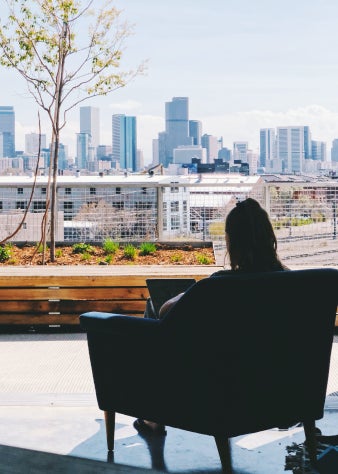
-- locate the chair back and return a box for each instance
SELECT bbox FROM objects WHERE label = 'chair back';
[159,268,338,436]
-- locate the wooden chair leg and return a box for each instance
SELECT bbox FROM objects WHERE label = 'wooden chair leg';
[303,420,318,467]
[104,410,115,452]
[214,436,233,474]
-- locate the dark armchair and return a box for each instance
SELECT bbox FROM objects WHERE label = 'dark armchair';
[80,268,338,472]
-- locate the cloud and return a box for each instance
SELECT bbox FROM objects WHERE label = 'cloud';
[201,105,338,151]
[108,100,142,111]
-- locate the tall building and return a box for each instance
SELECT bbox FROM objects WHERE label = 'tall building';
[259,128,276,168]
[233,142,248,163]
[331,139,338,163]
[311,140,326,162]
[276,126,311,173]
[25,132,47,155]
[189,120,202,145]
[112,114,137,171]
[158,97,193,167]
[80,106,100,149]
[201,134,219,163]
[0,106,15,158]
[76,132,90,170]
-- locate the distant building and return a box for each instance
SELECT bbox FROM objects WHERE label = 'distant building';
[189,120,202,145]
[218,147,232,162]
[0,106,15,158]
[260,128,275,168]
[201,134,219,163]
[25,133,47,155]
[311,140,326,161]
[80,106,100,149]
[331,139,338,163]
[276,126,311,173]
[112,114,137,171]
[158,97,193,167]
[233,142,248,163]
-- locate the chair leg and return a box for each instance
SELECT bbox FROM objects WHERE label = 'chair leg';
[104,410,115,452]
[303,420,318,467]
[214,436,233,474]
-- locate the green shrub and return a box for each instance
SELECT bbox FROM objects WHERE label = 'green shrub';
[72,243,94,254]
[55,249,63,258]
[105,254,113,264]
[123,244,137,260]
[139,242,157,256]
[36,243,48,253]
[0,245,11,262]
[170,253,182,263]
[195,253,212,265]
[103,239,119,255]
[80,252,91,261]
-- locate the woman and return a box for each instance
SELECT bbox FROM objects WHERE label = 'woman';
[134,197,288,435]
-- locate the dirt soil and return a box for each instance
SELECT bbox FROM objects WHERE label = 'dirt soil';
[0,243,216,266]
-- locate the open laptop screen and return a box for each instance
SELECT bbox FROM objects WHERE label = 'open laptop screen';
[146,278,196,318]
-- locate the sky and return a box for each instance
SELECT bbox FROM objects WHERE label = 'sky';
[2,0,338,164]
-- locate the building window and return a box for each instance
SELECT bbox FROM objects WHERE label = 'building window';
[23,222,27,229]
[170,186,179,193]
[41,188,47,195]
[17,188,23,195]
[171,201,179,212]
[0,201,3,210]
[33,201,46,212]
[171,215,180,230]
[142,187,147,194]
[65,188,71,195]
[63,201,73,221]
[116,187,121,195]
[90,187,96,195]
[16,201,26,209]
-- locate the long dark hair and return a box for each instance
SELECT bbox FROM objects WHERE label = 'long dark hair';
[225,198,286,272]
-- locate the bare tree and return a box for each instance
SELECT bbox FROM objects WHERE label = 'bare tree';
[0,0,146,260]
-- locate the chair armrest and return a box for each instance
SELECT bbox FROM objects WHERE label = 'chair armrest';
[80,311,160,336]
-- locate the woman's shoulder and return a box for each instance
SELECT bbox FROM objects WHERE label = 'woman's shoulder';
[209,269,233,278]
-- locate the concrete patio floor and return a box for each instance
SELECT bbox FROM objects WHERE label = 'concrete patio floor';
[0,331,338,474]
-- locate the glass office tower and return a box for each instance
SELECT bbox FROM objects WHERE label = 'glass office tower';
[0,106,15,158]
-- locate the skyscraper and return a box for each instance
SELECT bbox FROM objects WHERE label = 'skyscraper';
[233,142,248,162]
[112,114,137,171]
[201,134,219,163]
[158,97,193,167]
[189,120,202,146]
[25,132,47,155]
[260,128,275,168]
[276,126,311,173]
[80,106,100,149]
[0,106,15,158]
[331,139,338,163]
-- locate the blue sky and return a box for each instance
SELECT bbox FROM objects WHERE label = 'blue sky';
[2,0,338,164]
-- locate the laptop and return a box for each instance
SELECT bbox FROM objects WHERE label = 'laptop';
[146,278,196,318]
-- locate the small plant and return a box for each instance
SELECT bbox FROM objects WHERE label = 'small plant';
[123,244,137,260]
[195,253,212,265]
[0,245,11,262]
[139,242,157,256]
[36,243,49,253]
[72,243,94,254]
[55,249,63,258]
[103,239,119,255]
[80,252,91,261]
[170,253,182,263]
[105,254,113,264]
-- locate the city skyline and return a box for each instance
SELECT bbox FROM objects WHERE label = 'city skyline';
[1,0,338,163]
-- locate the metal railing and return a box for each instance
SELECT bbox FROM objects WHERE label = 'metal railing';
[0,180,337,267]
